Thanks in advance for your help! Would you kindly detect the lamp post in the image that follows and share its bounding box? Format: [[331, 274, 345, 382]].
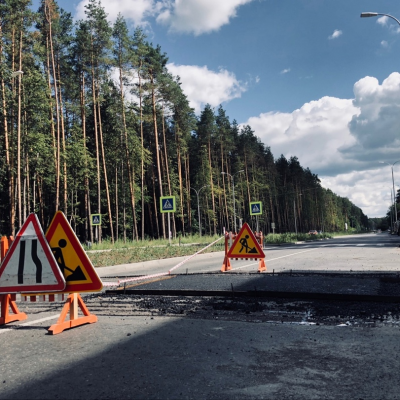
[[380, 160, 400, 232], [221, 170, 244, 232], [191, 185, 209, 236], [361, 12, 400, 26]]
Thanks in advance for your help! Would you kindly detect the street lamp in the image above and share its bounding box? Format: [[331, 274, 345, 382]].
[[380, 160, 400, 232], [191, 185, 209, 237], [361, 12, 400, 26], [221, 170, 244, 232]]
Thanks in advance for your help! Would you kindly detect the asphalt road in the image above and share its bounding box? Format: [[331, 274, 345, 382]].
[[1, 232, 400, 400]]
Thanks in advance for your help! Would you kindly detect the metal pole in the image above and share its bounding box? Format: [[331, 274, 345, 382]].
[[391, 191, 394, 232], [168, 212, 171, 245], [233, 177, 236, 233], [392, 166, 397, 226], [294, 199, 297, 235], [197, 192, 201, 237]]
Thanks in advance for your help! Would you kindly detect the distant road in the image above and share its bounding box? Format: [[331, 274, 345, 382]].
[[97, 232, 400, 278]]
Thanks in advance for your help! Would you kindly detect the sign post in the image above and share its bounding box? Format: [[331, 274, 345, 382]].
[[160, 196, 176, 245]]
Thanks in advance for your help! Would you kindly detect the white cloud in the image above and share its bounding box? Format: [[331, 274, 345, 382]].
[[75, 0, 155, 25], [75, 0, 254, 35], [381, 40, 388, 48], [320, 169, 396, 218], [328, 29, 342, 40], [377, 16, 388, 26], [167, 63, 246, 113], [242, 72, 400, 217], [280, 68, 291, 74], [157, 0, 254, 35], [377, 15, 400, 33]]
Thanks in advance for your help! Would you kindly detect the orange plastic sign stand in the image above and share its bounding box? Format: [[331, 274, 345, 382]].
[[0, 214, 66, 294], [227, 223, 265, 259], [0, 294, 27, 325], [46, 211, 103, 293], [48, 293, 97, 335]]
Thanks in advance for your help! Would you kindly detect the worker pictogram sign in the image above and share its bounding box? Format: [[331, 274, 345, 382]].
[[227, 222, 265, 259], [46, 211, 103, 293], [0, 214, 66, 294]]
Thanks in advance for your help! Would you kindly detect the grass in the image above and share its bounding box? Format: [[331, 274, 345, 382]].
[[86, 235, 225, 267], [264, 232, 333, 244]]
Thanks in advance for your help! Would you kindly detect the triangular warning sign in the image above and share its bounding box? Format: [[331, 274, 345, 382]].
[[46, 211, 103, 293], [227, 222, 265, 259], [0, 214, 66, 294], [163, 200, 172, 209]]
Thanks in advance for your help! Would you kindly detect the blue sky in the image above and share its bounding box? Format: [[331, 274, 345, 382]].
[[40, 0, 400, 218]]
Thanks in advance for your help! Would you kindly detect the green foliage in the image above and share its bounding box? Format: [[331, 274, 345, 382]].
[[0, 0, 369, 243]]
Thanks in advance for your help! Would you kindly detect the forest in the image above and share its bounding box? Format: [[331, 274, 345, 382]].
[[0, 0, 369, 243]]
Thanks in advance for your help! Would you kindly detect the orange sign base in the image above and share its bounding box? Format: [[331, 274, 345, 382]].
[[0, 294, 27, 325], [48, 293, 97, 335], [258, 258, 266, 273], [221, 255, 232, 272]]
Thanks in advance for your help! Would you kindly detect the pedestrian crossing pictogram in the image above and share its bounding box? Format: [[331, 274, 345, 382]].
[[160, 196, 176, 213], [250, 201, 262, 216], [46, 211, 103, 293], [91, 214, 101, 226], [0, 214, 66, 293]]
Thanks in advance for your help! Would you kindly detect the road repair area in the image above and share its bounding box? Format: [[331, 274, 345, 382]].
[[1, 233, 400, 399]]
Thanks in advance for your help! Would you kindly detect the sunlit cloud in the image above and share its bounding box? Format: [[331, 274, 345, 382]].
[[328, 29, 342, 40]]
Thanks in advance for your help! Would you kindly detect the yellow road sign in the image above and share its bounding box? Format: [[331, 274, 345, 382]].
[[227, 223, 265, 259], [46, 211, 103, 293]]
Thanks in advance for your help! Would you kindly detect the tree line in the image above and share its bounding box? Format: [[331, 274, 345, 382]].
[[0, 0, 369, 242]]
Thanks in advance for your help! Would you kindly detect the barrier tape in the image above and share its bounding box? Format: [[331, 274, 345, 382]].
[[101, 236, 224, 288]]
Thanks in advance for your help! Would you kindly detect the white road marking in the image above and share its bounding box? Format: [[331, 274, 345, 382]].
[[230, 248, 319, 271], [0, 314, 58, 334]]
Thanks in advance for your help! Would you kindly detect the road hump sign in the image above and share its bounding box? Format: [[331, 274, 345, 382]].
[[160, 196, 176, 213], [227, 223, 265, 259], [0, 214, 66, 294], [250, 201, 262, 216], [46, 211, 103, 293]]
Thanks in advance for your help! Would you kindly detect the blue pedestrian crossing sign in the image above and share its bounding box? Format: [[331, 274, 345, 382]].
[[90, 214, 101, 226], [250, 201, 262, 216], [160, 196, 176, 213]]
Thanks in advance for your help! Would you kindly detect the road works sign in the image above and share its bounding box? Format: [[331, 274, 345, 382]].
[[90, 214, 101, 226], [0, 214, 66, 293], [227, 222, 265, 259], [250, 201, 262, 216], [46, 211, 103, 293], [160, 196, 176, 213]]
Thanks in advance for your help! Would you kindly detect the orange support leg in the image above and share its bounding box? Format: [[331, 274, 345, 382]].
[[48, 293, 97, 335], [0, 294, 28, 325], [221, 255, 232, 272], [258, 258, 267, 273], [1, 236, 9, 261], [221, 232, 232, 272]]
